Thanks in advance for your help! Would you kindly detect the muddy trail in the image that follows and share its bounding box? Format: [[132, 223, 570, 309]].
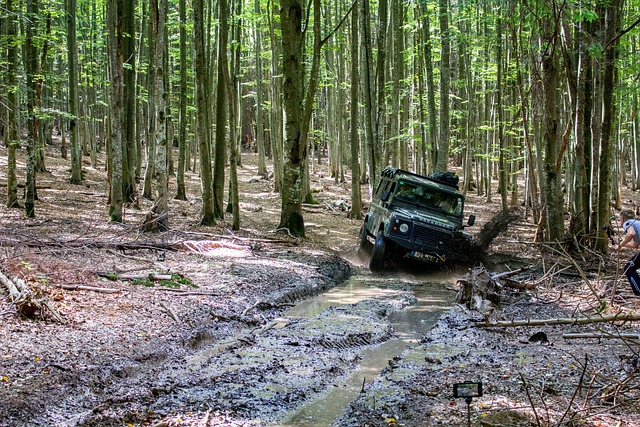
[[0, 243, 463, 427]]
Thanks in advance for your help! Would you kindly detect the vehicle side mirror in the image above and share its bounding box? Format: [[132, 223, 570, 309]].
[[381, 191, 390, 202], [467, 215, 476, 226]]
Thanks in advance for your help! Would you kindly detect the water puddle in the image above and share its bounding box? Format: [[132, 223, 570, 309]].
[[277, 274, 456, 426]]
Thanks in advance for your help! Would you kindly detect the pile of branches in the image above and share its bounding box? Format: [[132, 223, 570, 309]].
[[0, 268, 64, 323]]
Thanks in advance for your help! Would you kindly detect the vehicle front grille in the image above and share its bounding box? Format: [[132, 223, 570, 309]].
[[411, 223, 452, 251]]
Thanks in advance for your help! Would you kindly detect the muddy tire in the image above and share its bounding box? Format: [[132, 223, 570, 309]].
[[357, 224, 371, 258], [369, 230, 388, 272]]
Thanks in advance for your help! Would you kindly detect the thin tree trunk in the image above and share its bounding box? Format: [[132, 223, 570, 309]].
[[213, 0, 229, 220], [349, 0, 362, 220], [123, 0, 137, 202], [254, 0, 267, 177], [24, 0, 39, 218], [435, 0, 450, 172], [151, 0, 169, 230], [224, 0, 240, 230], [106, 0, 124, 222], [68, 0, 82, 184], [6, 0, 19, 208], [360, 0, 375, 192], [175, 0, 188, 200]]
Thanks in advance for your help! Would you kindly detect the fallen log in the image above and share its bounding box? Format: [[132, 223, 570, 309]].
[[563, 333, 640, 344], [0, 236, 181, 252], [58, 284, 122, 294], [96, 271, 174, 281], [474, 312, 640, 328]]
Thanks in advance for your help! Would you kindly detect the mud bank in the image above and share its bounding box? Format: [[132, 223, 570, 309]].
[[0, 246, 357, 426]]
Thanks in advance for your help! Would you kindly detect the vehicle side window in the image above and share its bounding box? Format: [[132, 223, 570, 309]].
[[373, 179, 388, 200], [373, 179, 395, 201]]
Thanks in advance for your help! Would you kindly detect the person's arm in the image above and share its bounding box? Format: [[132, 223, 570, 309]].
[[614, 226, 638, 250]]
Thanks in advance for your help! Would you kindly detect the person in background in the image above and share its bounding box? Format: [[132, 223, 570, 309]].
[[612, 209, 640, 296]]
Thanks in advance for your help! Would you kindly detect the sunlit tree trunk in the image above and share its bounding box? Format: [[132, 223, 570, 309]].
[[5, 0, 19, 208], [151, 0, 168, 230], [106, 0, 124, 222], [496, 9, 507, 211], [224, 0, 240, 230], [267, 4, 283, 192], [143, 2, 156, 201], [254, 0, 267, 177]]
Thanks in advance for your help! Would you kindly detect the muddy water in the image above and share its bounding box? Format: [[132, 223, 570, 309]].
[[277, 273, 457, 426]]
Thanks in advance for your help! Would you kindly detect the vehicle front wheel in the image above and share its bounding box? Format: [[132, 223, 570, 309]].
[[369, 230, 388, 272]]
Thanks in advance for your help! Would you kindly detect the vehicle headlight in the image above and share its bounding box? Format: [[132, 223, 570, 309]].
[[399, 223, 409, 233]]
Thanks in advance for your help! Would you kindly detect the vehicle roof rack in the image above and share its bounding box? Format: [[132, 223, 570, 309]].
[[381, 166, 459, 189]]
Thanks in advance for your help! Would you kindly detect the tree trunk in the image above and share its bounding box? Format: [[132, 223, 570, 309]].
[[349, 0, 362, 220], [360, 0, 376, 192], [224, 0, 240, 230], [151, 0, 169, 231], [24, 0, 39, 218], [420, 3, 437, 173], [193, 0, 215, 225], [375, 0, 387, 176], [175, 0, 188, 201], [267, 3, 283, 193], [254, 0, 267, 177], [540, 11, 563, 242], [123, 0, 137, 203], [435, 0, 450, 172], [278, 0, 306, 236], [67, 0, 82, 184], [213, 0, 229, 220], [597, 2, 621, 252], [6, 0, 19, 209], [106, 0, 124, 222]]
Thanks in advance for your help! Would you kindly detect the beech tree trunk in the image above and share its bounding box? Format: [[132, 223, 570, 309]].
[[6, 0, 19, 209], [67, 0, 82, 184], [278, 0, 306, 236], [194, 0, 215, 225], [106, 0, 124, 222]]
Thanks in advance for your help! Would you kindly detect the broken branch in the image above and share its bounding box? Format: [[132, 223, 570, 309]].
[[474, 312, 640, 328]]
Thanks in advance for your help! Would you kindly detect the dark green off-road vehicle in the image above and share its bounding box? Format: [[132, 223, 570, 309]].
[[358, 167, 476, 272]]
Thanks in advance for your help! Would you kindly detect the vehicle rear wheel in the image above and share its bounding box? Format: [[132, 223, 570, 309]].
[[357, 224, 371, 258], [369, 230, 388, 272]]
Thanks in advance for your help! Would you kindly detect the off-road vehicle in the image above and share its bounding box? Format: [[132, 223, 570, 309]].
[[358, 167, 475, 272]]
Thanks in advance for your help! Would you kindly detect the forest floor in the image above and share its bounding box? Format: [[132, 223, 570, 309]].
[[0, 141, 639, 427]]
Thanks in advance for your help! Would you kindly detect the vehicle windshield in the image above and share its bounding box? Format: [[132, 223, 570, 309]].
[[393, 181, 463, 216]]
